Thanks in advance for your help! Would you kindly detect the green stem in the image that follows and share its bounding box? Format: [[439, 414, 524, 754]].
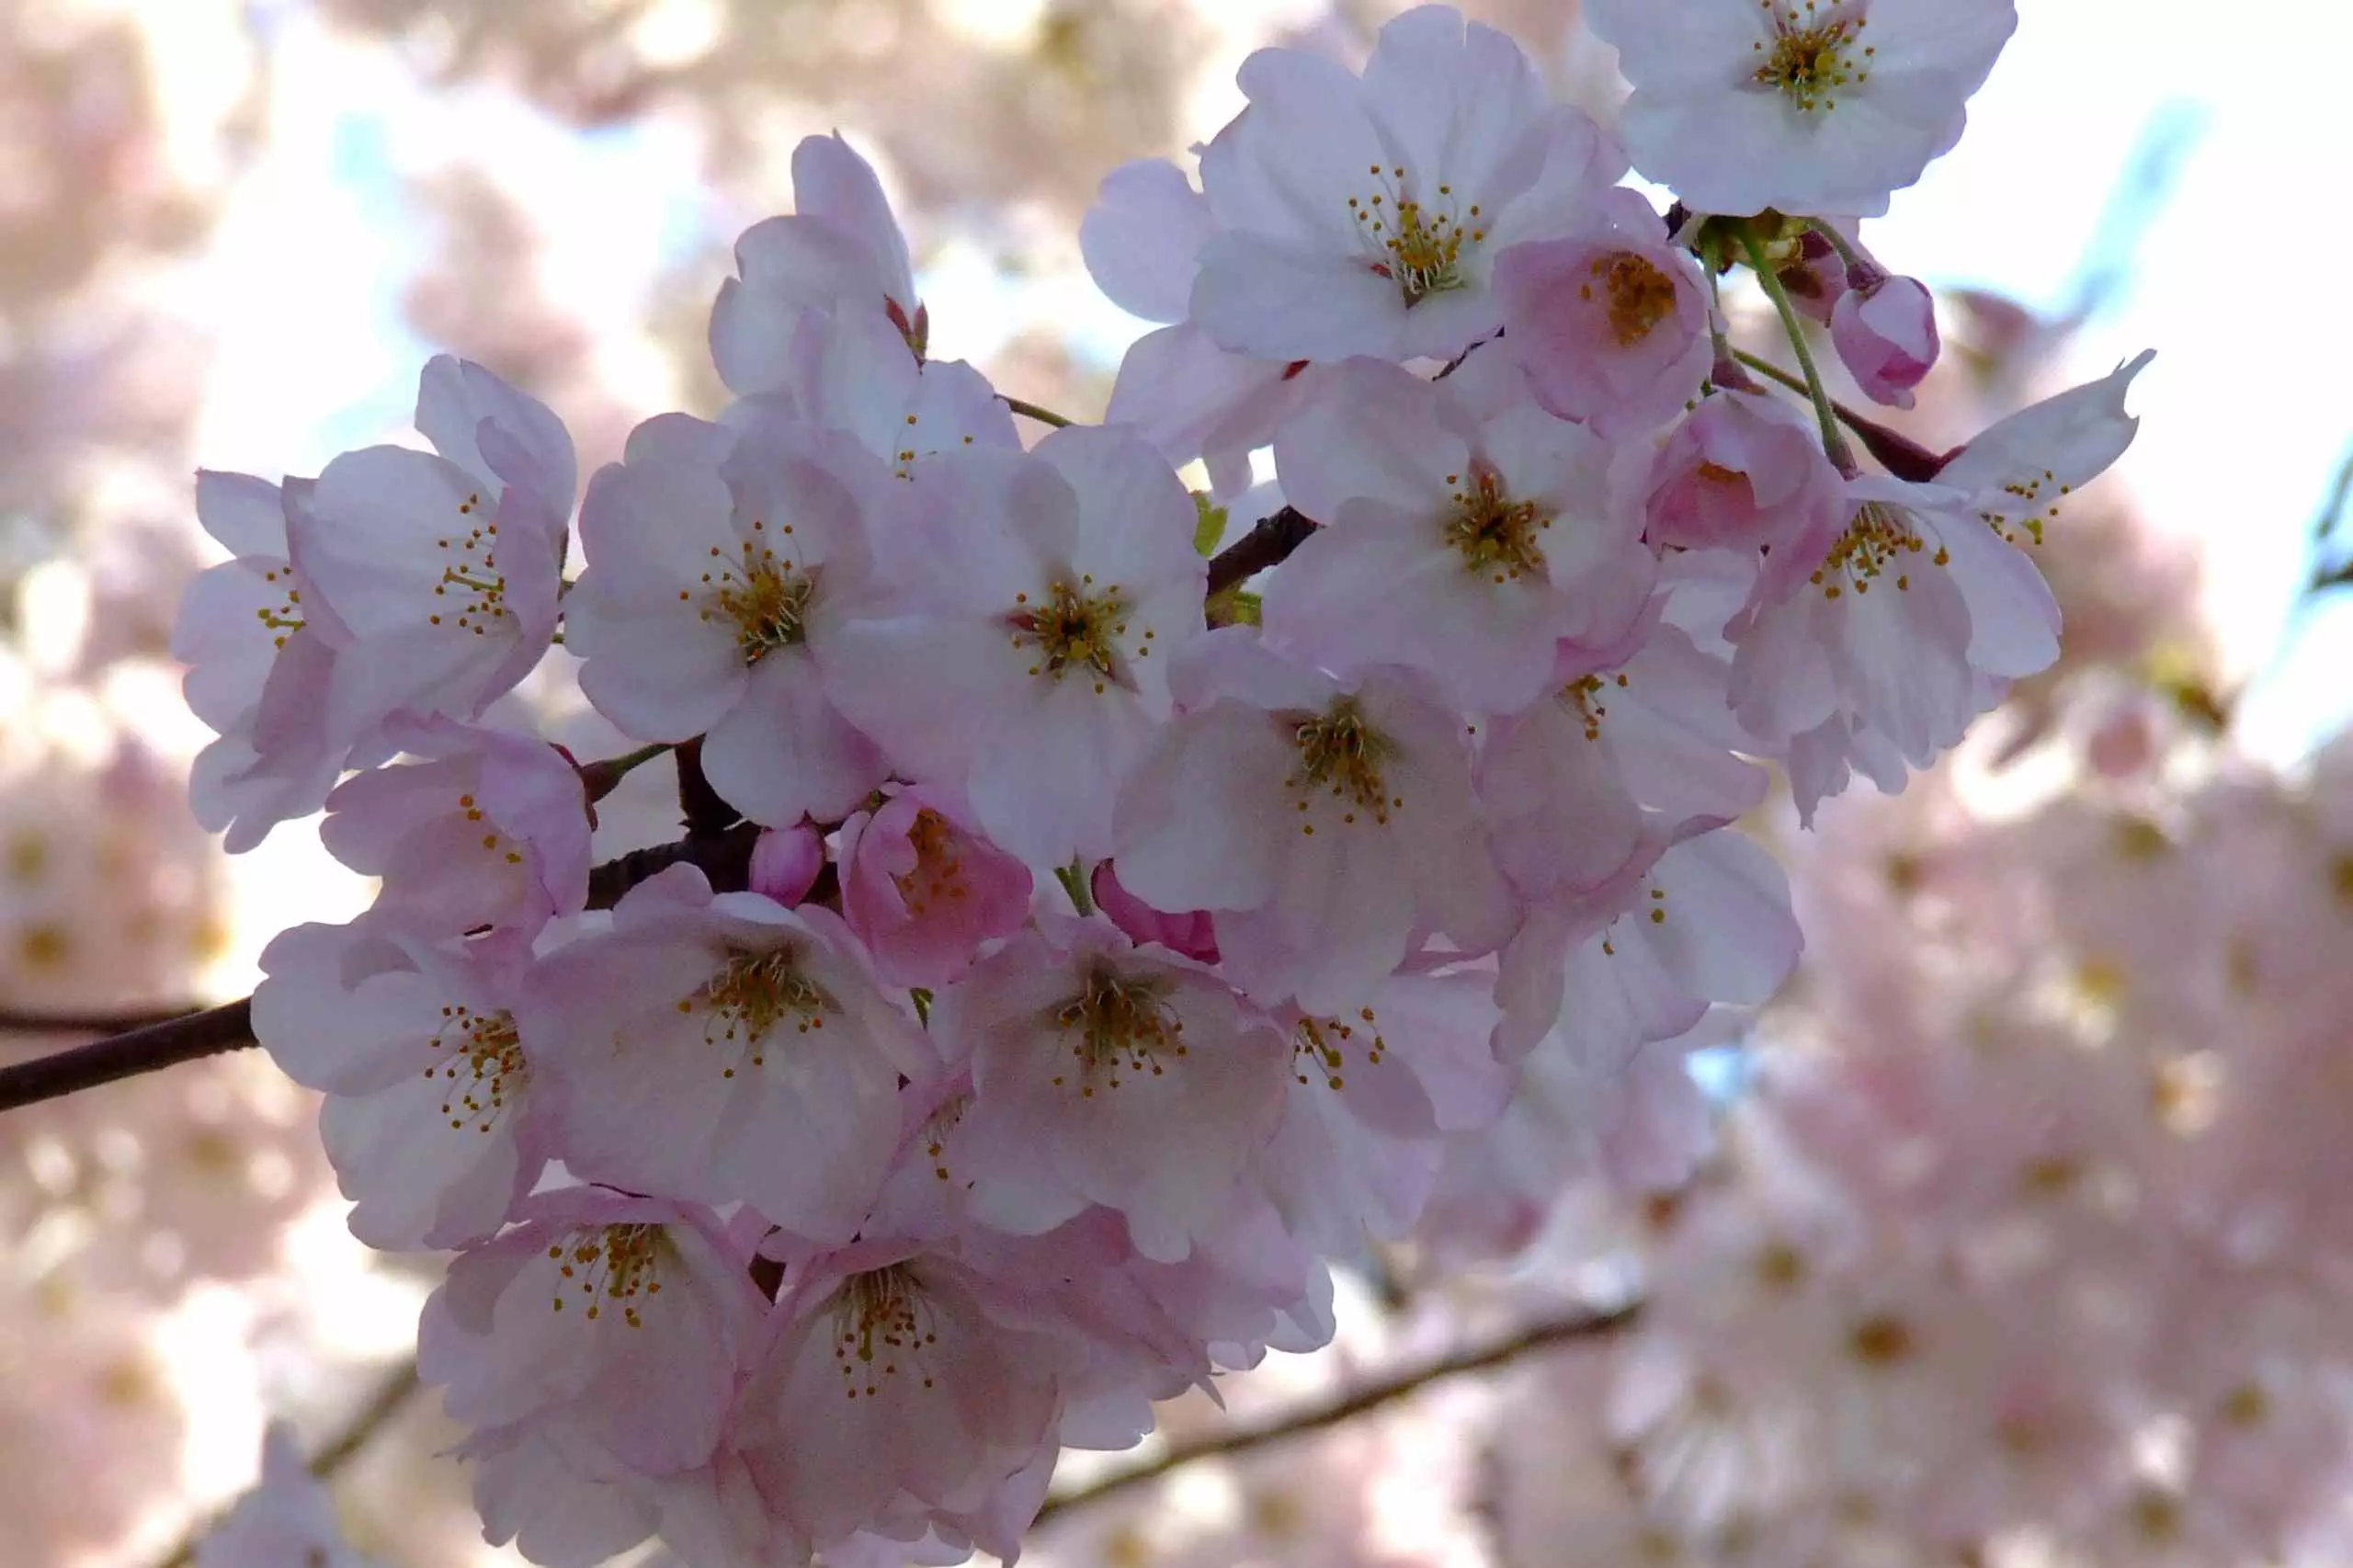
[[1803, 216, 1867, 271], [1739, 225, 1857, 475], [1055, 859, 1097, 916], [1001, 395, 1074, 428], [577, 741, 672, 805]]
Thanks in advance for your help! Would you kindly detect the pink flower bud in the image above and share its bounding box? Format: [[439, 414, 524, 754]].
[[1832, 274, 1939, 408], [839, 788, 1031, 987], [1092, 860, 1220, 964], [1642, 392, 1845, 600], [748, 823, 825, 906]]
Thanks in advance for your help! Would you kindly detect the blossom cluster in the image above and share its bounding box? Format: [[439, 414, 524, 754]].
[[173, 6, 2150, 1563]]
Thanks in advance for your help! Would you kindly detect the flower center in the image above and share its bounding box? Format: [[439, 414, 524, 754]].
[[1443, 468, 1551, 583], [1290, 1006, 1385, 1092], [1810, 501, 1938, 599], [1347, 165, 1484, 307], [1288, 698, 1403, 829], [254, 565, 305, 649], [1008, 575, 1137, 694], [1047, 962, 1187, 1096], [1752, 5, 1874, 114], [698, 518, 813, 664], [1563, 671, 1631, 742], [832, 1264, 939, 1399], [429, 493, 510, 636], [428, 1002, 526, 1133], [1582, 252, 1680, 347], [892, 809, 972, 918], [682, 946, 838, 1076], [547, 1222, 665, 1326]]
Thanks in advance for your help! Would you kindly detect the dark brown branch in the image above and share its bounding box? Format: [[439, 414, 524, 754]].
[[0, 998, 255, 1113], [0, 1005, 210, 1035], [0, 824, 768, 1115], [675, 736, 744, 838], [153, 1357, 424, 1568], [1207, 506, 1318, 596], [1028, 1300, 1642, 1530]]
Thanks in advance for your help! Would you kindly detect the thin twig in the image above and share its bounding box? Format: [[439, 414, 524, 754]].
[[0, 1005, 209, 1035], [0, 999, 256, 1113], [1029, 1301, 1642, 1529], [153, 1358, 425, 1568], [1730, 348, 1950, 483], [1207, 506, 1318, 597], [1001, 395, 1075, 428]]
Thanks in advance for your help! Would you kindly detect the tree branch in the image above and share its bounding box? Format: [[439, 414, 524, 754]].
[[0, 822, 769, 1115], [0, 998, 256, 1113], [1028, 1300, 1642, 1530], [0, 1005, 212, 1035], [1207, 506, 1318, 597]]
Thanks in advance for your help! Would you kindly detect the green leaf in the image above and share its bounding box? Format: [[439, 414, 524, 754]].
[[1192, 493, 1229, 557]]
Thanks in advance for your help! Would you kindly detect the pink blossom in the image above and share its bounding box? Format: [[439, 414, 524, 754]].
[[824, 426, 1205, 867], [749, 822, 826, 905], [837, 785, 1032, 987], [1640, 389, 1847, 601], [754, 305, 1018, 477], [728, 1239, 1069, 1555], [517, 864, 933, 1244], [563, 412, 892, 828], [418, 1189, 767, 1483], [1091, 860, 1219, 964], [1263, 354, 1655, 713], [1586, 0, 2019, 218], [251, 919, 547, 1249], [1189, 5, 1622, 362], [710, 132, 925, 396], [1114, 629, 1519, 1014], [318, 717, 590, 943], [938, 921, 1291, 1262], [1832, 273, 1940, 408], [1492, 189, 1714, 436]]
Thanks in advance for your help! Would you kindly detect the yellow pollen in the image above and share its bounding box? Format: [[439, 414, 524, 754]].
[[546, 1222, 665, 1326], [1444, 468, 1551, 582], [701, 533, 815, 664], [1010, 578, 1131, 690], [431, 503, 509, 638], [427, 1003, 527, 1132], [1582, 251, 1679, 347], [1288, 697, 1402, 827], [1752, 4, 1870, 113], [892, 809, 971, 917], [832, 1264, 939, 1398], [689, 946, 839, 1075], [1290, 1008, 1385, 1091], [1810, 501, 1927, 598], [1046, 961, 1188, 1095], [1348, 164, 1479, 306]]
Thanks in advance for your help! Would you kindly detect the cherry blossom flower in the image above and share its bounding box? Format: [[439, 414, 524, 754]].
[[252, 918, 548, 1250], [1263, 354, 1654, 713], [563, 412, 892, 828], [1585, 0, 2019, 217], [1090, 860, 1219, 965], [939, 920, 1291, 1262], [749, 305, 1019, 478], [418, 1190, 767, 1483], [710, 131, 926, 395], [1188, 4, 1622, 362], [1638, 388, 1847, 603], [824, 426, 1206, 868], [1492, 188, 1715, 436], [1114, 629, 1518, 1014], [837, 785, 1032, 988], [517, 865, 932, 1244], [318, 717, 590, 944]]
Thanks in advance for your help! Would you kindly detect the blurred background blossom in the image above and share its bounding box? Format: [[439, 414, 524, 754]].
[[1, 0, 2347, 1564]]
